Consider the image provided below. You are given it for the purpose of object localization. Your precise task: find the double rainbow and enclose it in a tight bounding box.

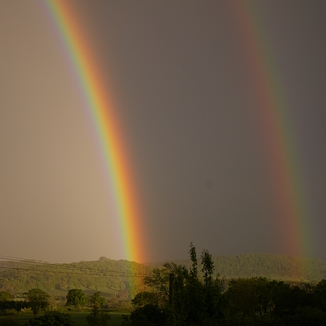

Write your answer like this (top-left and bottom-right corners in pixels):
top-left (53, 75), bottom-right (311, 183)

top-left (44, 0), bottom-right (313, 265)
top-left (44, 1), bottom-right (146, 263)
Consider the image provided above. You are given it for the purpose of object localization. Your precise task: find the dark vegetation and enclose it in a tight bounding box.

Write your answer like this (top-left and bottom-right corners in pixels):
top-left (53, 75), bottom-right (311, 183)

top-left (124, 244), bottom-right (326, 326)
top-left (155, 253), bottom-right (326, 282)
top-left (0, 289), bottom-right (120, 325)
top-left (0, 312), bottom-right (125, 326)
top-left (1, 248), bottom-right (326, 325)
top-left (1, 254), bottom-right (326, 298)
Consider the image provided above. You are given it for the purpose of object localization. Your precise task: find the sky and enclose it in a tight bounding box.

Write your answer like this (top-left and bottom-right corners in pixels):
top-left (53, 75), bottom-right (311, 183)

top-left (1, 0), bottom-right (326, 264)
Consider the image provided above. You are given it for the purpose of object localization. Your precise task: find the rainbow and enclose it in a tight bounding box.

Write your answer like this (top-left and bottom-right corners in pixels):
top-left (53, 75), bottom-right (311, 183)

top-left (230, 1), bottom-right (313, 258)
top-left (43, 1), bottom-right (146, 264)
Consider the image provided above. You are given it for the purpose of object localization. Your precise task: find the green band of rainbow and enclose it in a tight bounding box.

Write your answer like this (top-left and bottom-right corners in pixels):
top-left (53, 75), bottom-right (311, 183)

top-left (231, 1), bottom-right (313, 258)
top-left (44, 0), bottom-right (146, 263)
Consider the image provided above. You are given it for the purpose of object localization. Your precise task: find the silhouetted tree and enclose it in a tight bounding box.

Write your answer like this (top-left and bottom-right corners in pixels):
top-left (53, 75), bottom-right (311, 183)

top-left (129, 243), bottom-right (223, 326)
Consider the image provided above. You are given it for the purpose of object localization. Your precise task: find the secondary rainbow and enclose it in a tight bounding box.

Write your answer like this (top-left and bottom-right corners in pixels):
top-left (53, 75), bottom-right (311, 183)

top-left (230, 1), bottom-right (313, 258)
top-left (43, 1), bottom-right (146, 263)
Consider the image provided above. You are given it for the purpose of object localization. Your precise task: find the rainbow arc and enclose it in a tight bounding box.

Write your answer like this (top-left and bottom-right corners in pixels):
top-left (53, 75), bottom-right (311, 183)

top-left (44, 1), bottom-right (146, 263)
top-left (230, 0), bottom-right (313, 258)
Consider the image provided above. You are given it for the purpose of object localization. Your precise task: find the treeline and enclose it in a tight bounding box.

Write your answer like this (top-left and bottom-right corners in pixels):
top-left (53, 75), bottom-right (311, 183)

top-left (0, 288), bottom-right (110, 326)
top-left (213, 253), bottom-right (326, 281)
top-left (0, 300), bottom-right (27, 313)
top-left (125, 244), bottom-right (326, 326)
top-left (1, 253), bottom-right (326, 298)
top-left (0, 257), bottom-right (151, 298)
top-left (165, 253), bottom-right (326, 281)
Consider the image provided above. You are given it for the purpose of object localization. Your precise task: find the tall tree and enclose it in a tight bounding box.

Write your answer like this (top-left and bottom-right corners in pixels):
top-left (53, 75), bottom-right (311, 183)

top-left (87, 291), bottom-right (110, 326)
top-left (25, 288), bottom-right (50, 318)
top-left (129, 243), bottom-right (223, 326)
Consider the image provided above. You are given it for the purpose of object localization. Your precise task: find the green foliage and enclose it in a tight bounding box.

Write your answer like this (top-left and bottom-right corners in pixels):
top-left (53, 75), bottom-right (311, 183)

top-left (25, 289), bottom-right (50, 318)
top-left (0, 293), bottom-right (13, 302)
top-left (1, 254), bottom-right (326, 299)
top-left (201, 249), bottom-right (214, 285)
top-left (131, 245), bottom-right (326, 326)
top-left (314, 279), bottom-right (326, 311)
top-left (0, 301), bottom-right (28, 314)
top-left (189, 242), bottom-right (198, 278)
top-left (143, 265), bottom-right (171, 308)
top-left (66, 289), bottom-right (87, 309)
top-left (27, 311), bottom-right (74, 326)
top-left (222, 278), bottom-right (326, 326)
top-left (0, 258), bottom-right (151, 300)
top-left (225, 277), bottom-right (274, 322)
top-left (86, 292), bottom-right (110, 326)
top-left (130, 244), bottom-right (223, 326)
top-left (88, 292), bottom-right (106, 310)
top-left (132, 292), bottom-right (159, 308)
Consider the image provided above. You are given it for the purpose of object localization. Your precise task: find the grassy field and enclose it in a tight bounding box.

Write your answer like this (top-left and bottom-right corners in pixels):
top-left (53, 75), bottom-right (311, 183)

top-left (0, 311), bottom-right (128, 326)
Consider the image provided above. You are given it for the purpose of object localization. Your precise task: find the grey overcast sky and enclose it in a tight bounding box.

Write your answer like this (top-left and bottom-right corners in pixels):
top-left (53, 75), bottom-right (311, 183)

top-left (1, 0), bottom-right (326, 263)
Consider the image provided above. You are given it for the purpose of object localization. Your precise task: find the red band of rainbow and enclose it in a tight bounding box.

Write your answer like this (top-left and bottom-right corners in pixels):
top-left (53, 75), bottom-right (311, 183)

top-left (44, 1), bottom-right (146, 263)
top-left (230, 0), bottom-right (313, 258)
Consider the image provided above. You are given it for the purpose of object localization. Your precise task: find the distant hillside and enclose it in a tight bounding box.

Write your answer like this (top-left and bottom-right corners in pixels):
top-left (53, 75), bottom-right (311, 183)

top-left (0, 257), bottom-right (152, 298)
top-left (152, 253), bottom-right (326, 282)
top-left (1, 253), bottom-right (325, 297)
top-left (213, 253), bottom-right (326, 281)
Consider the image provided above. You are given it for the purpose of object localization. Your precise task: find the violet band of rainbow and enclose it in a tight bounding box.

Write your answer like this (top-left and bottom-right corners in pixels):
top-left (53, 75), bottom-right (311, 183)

top-left (43, 0), bottom-right (146, 264)
top-left (230, 0), bottom-right (313, 258)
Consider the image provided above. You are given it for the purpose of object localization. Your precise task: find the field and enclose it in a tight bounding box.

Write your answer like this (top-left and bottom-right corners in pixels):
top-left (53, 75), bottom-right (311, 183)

top-left (0, 311), bottom-right (127, 326)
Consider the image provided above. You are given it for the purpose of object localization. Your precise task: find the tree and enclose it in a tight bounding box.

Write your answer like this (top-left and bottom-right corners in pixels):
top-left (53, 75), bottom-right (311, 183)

top-left (89, 291), bottom-right (107, 310)
top-left (25, 288), bottom-right (50, 318)
top-left (66, 289), bottom-right (87, 309)
top-left (132, 292), bottom-right (159, 308)
top-left (314, 279), bottom-right (326, 312)
top-left (201, 249), bottom-right (214, 286)
top-left (129, 243), bottom-right (223, 326)
top-left (0, 300), bottom-right (27, 314)
top-left (87, 291), bottom-right (110, 326)
top-left (225, 278), bottom-right (272, 324)
top-left (189, 242), bottom-right (198, 278)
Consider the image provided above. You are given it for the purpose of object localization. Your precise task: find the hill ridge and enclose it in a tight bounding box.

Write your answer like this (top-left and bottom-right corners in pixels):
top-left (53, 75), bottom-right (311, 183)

top-left (1, 253), bottom-right (325, 296)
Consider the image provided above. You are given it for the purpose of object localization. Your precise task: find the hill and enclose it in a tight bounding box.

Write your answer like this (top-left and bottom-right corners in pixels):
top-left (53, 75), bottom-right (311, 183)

top-left (152, 253), bottom-right (326, 282)
top-left (214, 253), bottom-right (326, 281)
top-left (0, 256), bottom-right (151, 298)
top-left (1, 253), bottom-right (325, 297)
